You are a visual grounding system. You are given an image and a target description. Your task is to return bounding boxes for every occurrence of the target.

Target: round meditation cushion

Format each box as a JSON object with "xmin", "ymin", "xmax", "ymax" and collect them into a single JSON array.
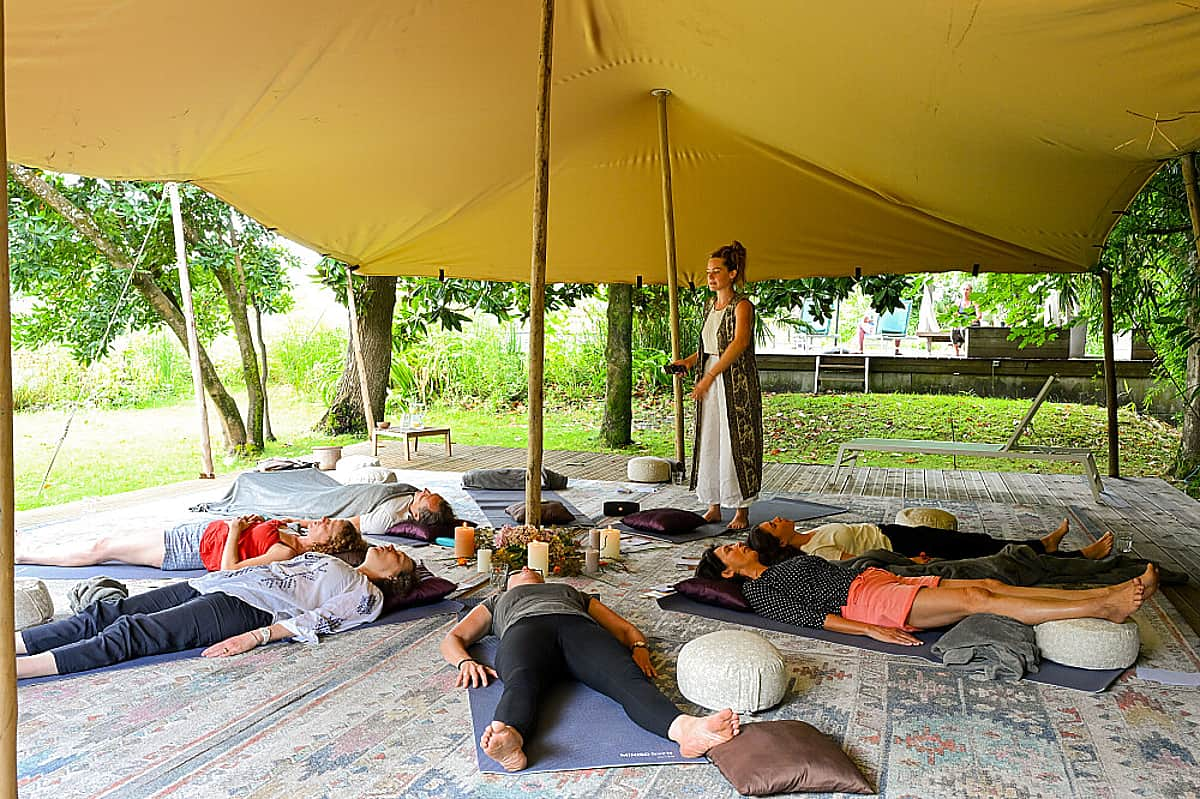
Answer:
[
  {"xmin": 627, "ymin": 456, "xmax": 672, "ymax": 483},
  {"xmin": 1034, "ymin": 618, "xmax": 1141, "ymax": 670},
  {"xmin": 895, "ymin": 507, "xmax": 958, "ymax": 530},
  {"xmin": 676, "ymin": 630, "xmax": 787, "ymax": 713},
  {"xmin": 14, "ymin": 580, "xmax": 53, "ymax": 631}
]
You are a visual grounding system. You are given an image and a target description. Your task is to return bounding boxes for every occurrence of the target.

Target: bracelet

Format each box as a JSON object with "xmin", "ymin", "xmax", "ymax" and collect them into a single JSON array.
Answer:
[
  {"xmin": 257, "ymin": 627, "xmax": 271, "ymax": 646},
  {"xmin": 630, "ymin": 641, "xmax": 648, "ymax": 651},
  {"xmin": 456, "ymin": 658, "xmax": 476, "ymax": 670}
]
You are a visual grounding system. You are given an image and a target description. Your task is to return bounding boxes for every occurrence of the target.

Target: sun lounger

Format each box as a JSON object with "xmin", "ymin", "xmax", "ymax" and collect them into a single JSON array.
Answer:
[{"xmin": 829, "ymin": 375, "xmax": 1104, "ymax": 502}]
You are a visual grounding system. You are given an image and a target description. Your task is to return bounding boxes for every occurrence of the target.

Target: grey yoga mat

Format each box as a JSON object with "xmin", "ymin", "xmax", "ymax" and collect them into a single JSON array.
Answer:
[
  {"xmin": 465, "ymin": 636, "xmax": 703, "ymax": 774},
  {"xmin": 616, "ymin": 496, "xmax": 847, "ymax": 543},
  {"xmin": 464, "ymin": 488, "xmax": 595, "ymax": 528},
  {"xmin": 657, "ymin": 593, "xmax": 1124, "ymax": 693},
  {"xmin": 15, "ymin": 563, "xmax": 208, "ymax": 580}
]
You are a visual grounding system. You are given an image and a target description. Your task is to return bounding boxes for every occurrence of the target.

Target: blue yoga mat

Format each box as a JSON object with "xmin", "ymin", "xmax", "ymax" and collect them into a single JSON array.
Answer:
[
  {"xmin": 657, "ymin": 593, "xmax": 1123, "ymax": 693},
  {"xmin": 14, "ymin": 563, "xmax": 208, "ymax": 580},
  {"xmin": 466, "ymin": 637, "xmax": 703, "ymax": 773},
  {"xmin": 616, "ymin": 496, "xmax": 847, "ymax": 543},
  {"xmin": 19, "ymin": 598, "xmax": 463, "ymax": 685},
  {"xmin": 465, "ymin": 489, "xmax": 595, "ymax": 528}
]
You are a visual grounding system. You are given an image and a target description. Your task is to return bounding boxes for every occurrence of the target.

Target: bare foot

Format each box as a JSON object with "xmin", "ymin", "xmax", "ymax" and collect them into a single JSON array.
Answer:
[
  {"xmin": 1097, "ymin": 572, "xmax": 1151, "ymax": 623},
  {"xmin": 1040, "ymin": 518, "xmax": 1070, "ymax": 553},
  {"xmin": 480, "ymin": 721, "xmax": 527, "ymax": 772},
  {"xmin": 1140, "ymin": 563, "xmax": 1160, "ymax": 601},
  {"xmin": 669, "ymin": 709, "xmax": 740, "ymax": 757},
  {"xmin": 728, "ymin": 511, "xmax": 750, "ymax": 531},
  {"xmin": 702, "ymin": 507, "xmax": 723, "ymax": 524},
  {"xmin": 1079, "ymin": 532, "xmax": 1114, "ymax": 560}
]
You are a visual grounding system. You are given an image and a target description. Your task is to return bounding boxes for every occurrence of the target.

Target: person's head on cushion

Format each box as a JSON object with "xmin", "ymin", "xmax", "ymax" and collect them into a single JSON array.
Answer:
[
  {"xmin": 697, "ymin": 541, "xmax": 767, "ymax": 582},
  {"xmin": 409, "ymin": 488, "xmax": 456, "ymax": 536},
  {"xmin": 506, "ymin": 565, "xmax": 545, "ymax": 591},
  {"xmin": 357, "ymin": 544, "xmax": 419, "ymax": 602},
  {"xmin": 301, "ymin": 517, "xmax": 369, "ymax": 556},
  {"xmin": 745, "ymin": 524, "xmax": 805, "ymax": 566}
]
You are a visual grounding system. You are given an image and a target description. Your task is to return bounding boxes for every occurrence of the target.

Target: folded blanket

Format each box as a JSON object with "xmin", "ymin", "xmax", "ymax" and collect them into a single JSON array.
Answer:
[
  {"xmin": 843, "ymin": 544, "xmax": 1187, "ymax": 586},
  {"xmin": 191, "ymin": 469, "xmax": 418, "ymax": 518},
  {"xmin": 932, "ymin": 614, "xmax": 1039, "ymax": 681},
  {"xmin": 461, "ymin": 467, "xmax": 568, "ymax": 491}
]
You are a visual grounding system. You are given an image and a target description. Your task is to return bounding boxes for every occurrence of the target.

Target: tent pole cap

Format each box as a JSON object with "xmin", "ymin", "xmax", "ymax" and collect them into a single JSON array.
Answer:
[{"xmin": 651, "ymin": 88, "xmax": 672, "ymax": 97}]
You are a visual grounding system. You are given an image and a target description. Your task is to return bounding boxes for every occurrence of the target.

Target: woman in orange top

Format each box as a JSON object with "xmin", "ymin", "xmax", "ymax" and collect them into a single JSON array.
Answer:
[{"xmin": 16, "ymin": 514, "xmax": 365, "ymax": 572}]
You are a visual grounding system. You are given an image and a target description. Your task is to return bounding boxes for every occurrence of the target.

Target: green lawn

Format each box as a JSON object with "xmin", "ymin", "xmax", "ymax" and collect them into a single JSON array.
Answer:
[{"xmin": 13, "ymin": 390, "xmax": 1183, "ymax": 510}]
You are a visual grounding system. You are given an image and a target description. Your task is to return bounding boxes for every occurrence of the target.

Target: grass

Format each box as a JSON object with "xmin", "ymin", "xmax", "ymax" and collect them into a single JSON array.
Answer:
[{"xmin": 14, "ymin": 389, "xmax": 1183, "ymax": 511}]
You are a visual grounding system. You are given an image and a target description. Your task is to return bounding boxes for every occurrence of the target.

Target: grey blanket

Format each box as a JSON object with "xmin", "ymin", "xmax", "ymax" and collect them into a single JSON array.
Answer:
[
  {"xmin": 931, "ymin": 613, "xmax": 1040, "ymax": 681},
  {"xmin": 462, "ymin": 468, "xmax": 569, "ymax": 491},
  {"xmin": 843, "ymin": 544, "xmax": 1187, "ymax": 586},
  {"xmin": 191, "ymin": 470, "xmax": 418, "ymax": 519}
]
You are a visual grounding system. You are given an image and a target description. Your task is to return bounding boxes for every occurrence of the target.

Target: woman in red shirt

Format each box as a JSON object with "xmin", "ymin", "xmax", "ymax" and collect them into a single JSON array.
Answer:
[{"xmin": 16, "ymin": 514, "xmax": 365, "ymax": 572}]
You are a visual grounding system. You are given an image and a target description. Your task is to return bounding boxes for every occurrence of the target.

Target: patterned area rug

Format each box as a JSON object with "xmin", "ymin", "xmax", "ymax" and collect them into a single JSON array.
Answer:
[{"xmin": 17, "ymin": 487, "xmax": 1200, "ymax": 798}]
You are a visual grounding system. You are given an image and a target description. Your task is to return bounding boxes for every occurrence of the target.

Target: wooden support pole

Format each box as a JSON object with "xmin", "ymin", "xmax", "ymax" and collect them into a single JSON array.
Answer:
[
  {"xmin": 653, "ymin": 88, "xmax": 687, "ymax": 471},
  {"xmin": 168, "ymin": 183, "xmax": 215, "ymax": 478},
  {"xmin": 1183, "ymin": 154, "xmax": 1200, "ymax": 265},
  {"xmin": 0, "ymin": 3, "xmax": 18, "ymax": 789},
  {"xmin": 525, "ymin": 0, "xmax": 555, "ymax": 527},
  {"xmin": 343, "ymin": 266, "xmax": 376, "ymax": 450},
  {"xmin": 1101, "ymin": 267, "xmax": 1119, "ymax": 478}
]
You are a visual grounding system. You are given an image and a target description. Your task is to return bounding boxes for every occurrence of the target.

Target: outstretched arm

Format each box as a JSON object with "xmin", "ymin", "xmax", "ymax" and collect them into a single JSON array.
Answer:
[
  {"xmin": 202, "ymin": 622, "xmax": 288, "ymax": 658},
  {"xmin": 822, "ymin": 613, "xmax": 921, "ymax": 646},
  {"xmin": 588, "ymin": 599, "xmax": 657, "ymax": 678},
  {"xmin": 441, "ymin": 605, "xmax": 498, "ymax": 687}
]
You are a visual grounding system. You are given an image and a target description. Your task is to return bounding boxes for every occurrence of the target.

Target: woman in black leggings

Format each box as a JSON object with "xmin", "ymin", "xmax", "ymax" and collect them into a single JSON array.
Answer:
[{"xmin": 441, "ymin": 567, "xmax": 739, "ymax": 772}]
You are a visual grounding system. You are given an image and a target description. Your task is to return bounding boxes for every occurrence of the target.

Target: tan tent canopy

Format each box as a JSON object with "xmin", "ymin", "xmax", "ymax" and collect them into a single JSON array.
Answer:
[{"xmin": 7, "ymin": 0, "xmax": 1200, "ymax": 283}]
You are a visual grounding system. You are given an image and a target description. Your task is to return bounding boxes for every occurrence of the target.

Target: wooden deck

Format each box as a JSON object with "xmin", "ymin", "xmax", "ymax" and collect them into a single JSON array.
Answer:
[{"xmin": 374, "ymin": 442, "xmax": 1200, "ymax": 634}]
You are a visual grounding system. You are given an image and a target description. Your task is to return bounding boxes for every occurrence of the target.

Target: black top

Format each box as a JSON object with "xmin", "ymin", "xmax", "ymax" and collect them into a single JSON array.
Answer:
[{"xmin": 741, "ymin": 553, "xmax": 863, "ymax": 629}]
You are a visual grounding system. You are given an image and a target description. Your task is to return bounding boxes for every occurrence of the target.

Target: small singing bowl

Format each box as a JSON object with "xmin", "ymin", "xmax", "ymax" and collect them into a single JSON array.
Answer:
[{"xmin": 376, "ymin": 421, "xmax": 391, "ymax": 430}]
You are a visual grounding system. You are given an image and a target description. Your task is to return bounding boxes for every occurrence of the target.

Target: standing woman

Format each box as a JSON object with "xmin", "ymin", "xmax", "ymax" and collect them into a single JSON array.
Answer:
[{"xmin": 669, "ymin": 241, "xmax": 763, "ymax": 531}]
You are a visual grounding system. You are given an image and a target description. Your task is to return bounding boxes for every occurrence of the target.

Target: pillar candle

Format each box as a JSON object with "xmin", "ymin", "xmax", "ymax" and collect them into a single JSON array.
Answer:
[
  {"xmin": 476, "ymin": 548, "xmax": 493, "ymax": 573},
  {"xmin": 454, "ymin": 524, "xmax": 475, "ymax": 560},
  {"xmin": 589, "ymin": 528, "xmax": 602, "ymax": 550},
  {"xmin": 601, "ymin": 528, "xmax": 621, "ymax": 558},
  {"xmin": 527, "ymin": 540, "xmax": 550, "ymax": 576},
  {"xmin": 584, "ymin": 548, "xmax": 599, "ymax": 574}
]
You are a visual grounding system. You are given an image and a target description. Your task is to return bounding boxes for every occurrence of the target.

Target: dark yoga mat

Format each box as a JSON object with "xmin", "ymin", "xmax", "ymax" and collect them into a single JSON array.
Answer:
[
  {"xmin": 657, "ymin": 593, "xmax": 1124, "ymax": 694},
  {"xmin": 616, "ymin": 496, "xmax": 847, "ymax": 543},
  {"xmin": 466, "ymin": 637, "xmax": 703, "ymax": 774},
  {"xmin": 15, "ymin": 563, "xmax": 208, "ymax": 580},
  {"xmin": 465, "ymin": 489, "xmax": 595, "ymax": 528},
  {"xmin": 19, "ymin": 599, "xmax": 464, "ymax": 685}
]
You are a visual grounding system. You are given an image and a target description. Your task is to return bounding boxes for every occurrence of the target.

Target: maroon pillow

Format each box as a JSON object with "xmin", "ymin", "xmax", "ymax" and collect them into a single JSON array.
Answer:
[
  {"xmin": 623, "ymin": 508, "xmax": 707, "ymax": 533},
  {"xmin": 383, "ymin": 563, "xmax": 455, "ymax": 614},
  {"xmin": 708, "ymin": 720, "xmax": 872, "ymax": 795},
  {"xmin": 385, "ymin": 519, "xmax": 436, "ymax": 542},
  {"xmin": 674, "ymin": 576, "xmax": 750, "ymax": 611}
]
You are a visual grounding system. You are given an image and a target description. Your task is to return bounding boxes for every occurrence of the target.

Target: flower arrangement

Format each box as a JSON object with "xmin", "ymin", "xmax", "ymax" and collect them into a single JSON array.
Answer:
[{"xmin": 484, "ymin": 524, "xmax": 583, "ymax": 577}]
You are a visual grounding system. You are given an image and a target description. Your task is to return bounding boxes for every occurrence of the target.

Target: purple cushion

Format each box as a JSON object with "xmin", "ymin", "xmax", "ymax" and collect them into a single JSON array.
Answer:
[
  {"xmin": 384, "ymin": 517, "xmax": 472, "ymax": 543},
  {"xmin": 674, "ymin": 576, "xmax": 750, "ymax": 611},
  {"xmin": 383, "ymin": 563, "xmax": 456, "ymax": 614},
  {"xmin": 623, "ymin": 507, "xmax": 707, "ymax": 533}
]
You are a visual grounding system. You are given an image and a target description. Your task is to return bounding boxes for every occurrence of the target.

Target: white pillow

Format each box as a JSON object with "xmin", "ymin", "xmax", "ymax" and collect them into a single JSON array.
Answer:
[
  {"xmin": 336, "ymin": 454, "xmax": 383, "ymax": 471},
  {"xmin": 334, "ymin": 466, "xmax": 397, "ymax": 485}
]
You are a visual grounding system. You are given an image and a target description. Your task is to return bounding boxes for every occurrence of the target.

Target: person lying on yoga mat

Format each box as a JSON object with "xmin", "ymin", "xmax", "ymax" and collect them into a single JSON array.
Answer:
[
  {"xmin": 280, "ymin": 487, "xmax": 455, "ymax": 537},
  {"xmin": 748, "ymin": 517, "xmax": 1113, "ymax": 565},
  {"xmin": 440, "ymin": 566, "xmax": 741, "ymax": 772},
  {"xmin": 15, "ymin": 545, "xmax": 417, "ymax": 679},
  {"xmin": 14, "ymin": 514, "xmax": 366, "ymax": 572},
  {"xmin": 697, "ymin": 542, "xmax": 1157, "ymax": 646}
]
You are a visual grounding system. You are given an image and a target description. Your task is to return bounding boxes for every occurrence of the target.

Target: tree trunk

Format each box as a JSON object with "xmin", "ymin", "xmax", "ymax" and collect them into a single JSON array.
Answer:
[
  {"xmin": 8, "ymin": 165, "xmax": 248, "ymax": 451},
  {"xmin": 317, "ymin": 275, "xmax": 397, "ymax": 434},
  {"xmin": 209, "ymin": 263, "xmax": 264, "ymax": 450},
  {"xmin": 254, "ymin": 303, "xmax": 275, "ymax": 441},
  {"xmin": 1177, "ymin": 154, "xmax": 1200, "ymax": 479},
  {"xmin": 601, "ymin": 283, "xmax": 634, "ymax": 447}
]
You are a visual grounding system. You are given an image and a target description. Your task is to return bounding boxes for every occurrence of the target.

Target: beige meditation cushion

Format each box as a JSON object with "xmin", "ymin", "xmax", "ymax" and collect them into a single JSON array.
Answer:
[
  {"xmin": 895, "ymin": 507, "xmax": 958, "ymax": 530},
  {"xmin": 677, "ymin": 630, "xmax": 787, "ymax": 713},
  {"xmin": 627, "ymin": 456, "xmax": 672, "ymax": 483},
  {"xmin": 14, "ymin": 580, "xmax": 54, "ymax": 631},
  {"xmin": 1035, "ymin": 618, "xmax": 1141, "ymax": 670},
  {"xmin": 333, "ymin": 466, "xmax": 397, "ymax": 485}
]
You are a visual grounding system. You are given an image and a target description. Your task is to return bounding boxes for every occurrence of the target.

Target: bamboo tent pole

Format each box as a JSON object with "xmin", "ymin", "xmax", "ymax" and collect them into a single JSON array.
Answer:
[
  {"xmin": 343, "ymin": 266, "xmax": 377, "ymax": 450},
  {"xmin": 524, "ymin": 0, "xmax": 555, "ymax": 528},
  {"xmin": 1183, "ymin": 154, "xmax": 1200, "ymax": 268},
  {"xmin": 168, "ymin": 183, "xmax": 215, "ymax": 479},
  {"xmin": 653, "ymin": 88, "xmax": 687, "ymax": 471},
  {"xmin": 1100, "ymin": 267, "xmax": 1119, "ymax": 477},
  {"xmin": 0, "ymin": 2, "xmax": 18, "ymax": 789}
]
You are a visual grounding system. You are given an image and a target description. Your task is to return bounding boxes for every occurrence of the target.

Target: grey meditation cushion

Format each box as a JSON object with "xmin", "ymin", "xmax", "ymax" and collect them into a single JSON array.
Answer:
[
  {"xmin": 14, "ymin": 580, "xmax": 54, "ymax": 631},
  {"xmin": 677, "ymin": 630, "xmax": 787, "ymax": 713},
  {"xmin": 1035, "ymin": 618, "xmax": 1141, "ymax": 670},
  {"xmin": 627, "ymin": 456, "xmax": 672, "ymax": 483},
  {"xmin": 895, "ymin": 507, "xmax": 958, "ymax": 530}
]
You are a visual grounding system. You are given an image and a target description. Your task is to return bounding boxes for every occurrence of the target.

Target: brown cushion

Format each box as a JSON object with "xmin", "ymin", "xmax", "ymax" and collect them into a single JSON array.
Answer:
[
  {"xmin": 504, "ymin": 500, "xmax": 575, "ymax": 525},
  {"xmin": 707, "ymin": 720, "xmax": 872, "ymax": 796}
]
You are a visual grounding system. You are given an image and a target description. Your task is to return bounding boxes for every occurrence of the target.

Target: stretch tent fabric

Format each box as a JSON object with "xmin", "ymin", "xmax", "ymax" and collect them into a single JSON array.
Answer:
[{"xmin": 6, "ymin": 0, "xmax": 1200, "ymax": 284}]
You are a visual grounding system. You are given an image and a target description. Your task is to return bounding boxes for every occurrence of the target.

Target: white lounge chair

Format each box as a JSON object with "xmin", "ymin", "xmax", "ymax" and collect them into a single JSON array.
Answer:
[{"xmin": 829, "ymin": 375, "xmax": 1104, "ymax": 501}]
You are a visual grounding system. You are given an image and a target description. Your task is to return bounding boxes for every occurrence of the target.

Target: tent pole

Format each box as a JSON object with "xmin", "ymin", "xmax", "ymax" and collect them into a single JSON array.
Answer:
[
  {"xmin": 343, "ymin": 266, "xmax": 376, "ymax": 449},
  {"xmin": 169, "ymin": 183, "xmax": 215, "ymax": 478},
  {"xmin": 525, "ymin": 0, "xmax": 555, "ymax": 528},
  {"xmin": 1100, "ymin": 267, "xmax": 1119, "ymax": 478},
  {"xmin": 0, "ymin": 1, "xmax": 18, "ymax": 788},
  {"xmin": 653, "ymin": 88, "xmax": 686, "ymax": 471},
  {"xmin": 1183, "ymin": 153, "xmax": 1200, "ymax": 266}
]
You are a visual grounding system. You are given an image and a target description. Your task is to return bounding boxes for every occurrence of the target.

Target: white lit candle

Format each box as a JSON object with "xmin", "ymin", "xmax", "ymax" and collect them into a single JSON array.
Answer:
[
  {"xmin": 601, "ymin": 528, "xmax": 621, "ymax": 558},
  {"xmin": 584, "ymin": 548, "xmax": 600, "ymax": 574},
  {"xmin": 527, "ymin": 540, "xmax": 550, "ymax": 576},
  {"xmin": 454, "ymin": 524, "xmax": 475, "ymax": 560},
  {"xmin": 477, "ymin": 548, "xmax": 493, "ymax": 573}
]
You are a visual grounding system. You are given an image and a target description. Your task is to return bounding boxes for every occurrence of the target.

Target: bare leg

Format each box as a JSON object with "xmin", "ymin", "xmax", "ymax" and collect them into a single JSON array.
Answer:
[
  {"xmin": 668, "ymin": 708, "xmax": 740, "ymax": 757},
  {"xmin": 1040, "ymin": 518, "xmax": 1070, "ymax": 552},
  {"xmin": 16, "ymin": 653, "xmax": 58, "ymax": 680},
  {"xmin": 938, "ymin": 577, "xmax": 1112, "ymax": 601},
  {"xmin": 703, "ymin": 504, "xmax": 722, "ymax": 524},
  {"xmin": 480, "ymin": 721, "xmax": 527, "ymax": 772},
  {"xmin": 14, "ymin": 530, "xmax": 166, "ymax": 568}
]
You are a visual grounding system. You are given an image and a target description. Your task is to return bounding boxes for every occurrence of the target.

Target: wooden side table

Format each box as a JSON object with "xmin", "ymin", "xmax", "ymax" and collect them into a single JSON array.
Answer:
[{"xmin": 373, "ymin": 426, "xmax": 452, "ymax": 460}]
